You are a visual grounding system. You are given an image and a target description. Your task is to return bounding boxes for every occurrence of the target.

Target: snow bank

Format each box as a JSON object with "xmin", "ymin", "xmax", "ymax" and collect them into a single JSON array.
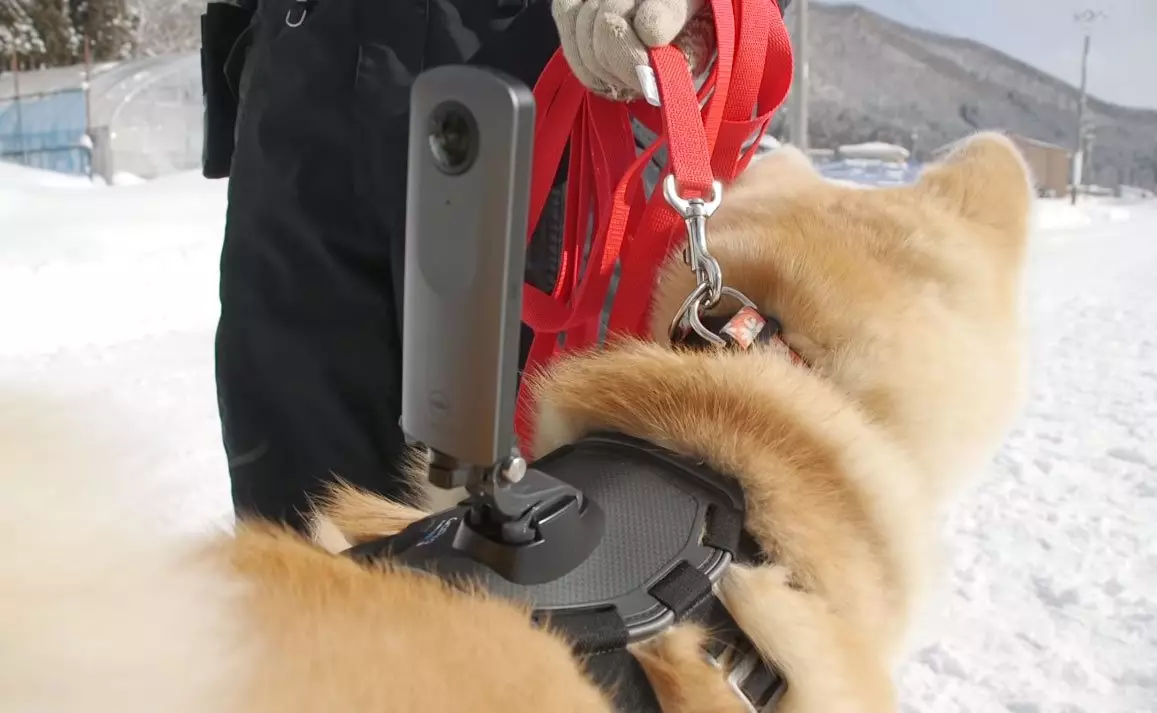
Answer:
[
  {"xmin": 0, "ymin": 161, "xmax": 100, "ymax": 190},
  {"xmin": 0, "ymin": 164, "xmax": 226, "ymax": 358},
  {"xmin": 1034, "ymin": 197, "xmax": 1135, "ymax": 232},
  {"xmin": 837, "ymin": 141, "xmax": 912, "ymax": 163},
  {"xmin": 112, "ymin": 171, "xmax": 148, "ymax": 186}
]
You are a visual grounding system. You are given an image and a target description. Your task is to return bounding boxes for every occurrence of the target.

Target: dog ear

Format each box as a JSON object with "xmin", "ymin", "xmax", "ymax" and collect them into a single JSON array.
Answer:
[
  {"xmin": 915, "ymin": 132, "xmax": 1034, "ymax": 235},
  {"xmin": 730, "ymin": 144, "xmax": 823, "ymax": 197}
]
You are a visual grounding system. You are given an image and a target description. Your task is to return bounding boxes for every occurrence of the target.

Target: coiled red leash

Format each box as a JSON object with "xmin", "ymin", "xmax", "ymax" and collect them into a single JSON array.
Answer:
[{"xmin": 517, "ymin": 0, "xmax": 795, "ymax": 447}]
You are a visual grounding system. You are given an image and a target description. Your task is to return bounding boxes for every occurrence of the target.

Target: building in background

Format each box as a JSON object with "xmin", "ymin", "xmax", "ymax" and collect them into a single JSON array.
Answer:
[
  {"xmin": 933, "ymin": 134, "xmax": 1072, "ymax": 198},
  {"xmin": 1007, "ymin": 134, "xmax": 1072, "ymax": 198}
]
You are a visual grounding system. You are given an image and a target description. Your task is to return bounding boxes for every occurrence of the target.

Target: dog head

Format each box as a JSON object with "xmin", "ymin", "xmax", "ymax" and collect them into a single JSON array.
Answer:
[{"xmin": 650, "ymin": 132, "xmax": 1034, "ymax": 496}]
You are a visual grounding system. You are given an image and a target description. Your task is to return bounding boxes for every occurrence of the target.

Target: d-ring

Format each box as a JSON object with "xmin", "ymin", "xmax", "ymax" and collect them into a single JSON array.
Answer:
[
  {"xmin": 670, "ymin": 283, "xmax": 725, "ymax": 347},
  {"xmin": 286, "ymin": 6, "xmax": 308, "ymax": 27},
  {"xmin": 669, "ymin": 284, "xmax": 762, "ymax": 348}
]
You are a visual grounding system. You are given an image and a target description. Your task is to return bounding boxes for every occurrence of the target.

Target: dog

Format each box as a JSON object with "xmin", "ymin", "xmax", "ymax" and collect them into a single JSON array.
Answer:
[{"xmin": 0, "ymin": 132, "xmax": 1032, "ymax": 713}]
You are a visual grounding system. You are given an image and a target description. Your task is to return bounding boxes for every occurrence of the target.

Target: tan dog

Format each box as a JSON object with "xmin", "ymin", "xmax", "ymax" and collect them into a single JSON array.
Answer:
[{"xmin": 0, "ymin": 132, "xmax": 1031, "ymax": 713}]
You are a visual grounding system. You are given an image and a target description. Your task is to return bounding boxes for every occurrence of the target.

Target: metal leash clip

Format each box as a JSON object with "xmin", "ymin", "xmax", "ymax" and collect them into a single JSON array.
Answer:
[
  {"xmin": 664, "ymin": 174, "xmax": 725, "ymax": 306},
  {"xmin": 664, "ymin": 175, "xmax": 760, "ymax": 347}
]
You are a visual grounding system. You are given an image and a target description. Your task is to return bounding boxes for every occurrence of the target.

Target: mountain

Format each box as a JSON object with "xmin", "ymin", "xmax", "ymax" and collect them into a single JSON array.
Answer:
[{"xmin": 775, "ymin": 3, "xmax": 1157, "ymax": 188}]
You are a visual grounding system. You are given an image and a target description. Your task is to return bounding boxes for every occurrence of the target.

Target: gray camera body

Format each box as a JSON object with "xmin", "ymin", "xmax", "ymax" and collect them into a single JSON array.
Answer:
[{"xmin": 402, "ymin": 66, "xmax": 535, "ymax": 473}]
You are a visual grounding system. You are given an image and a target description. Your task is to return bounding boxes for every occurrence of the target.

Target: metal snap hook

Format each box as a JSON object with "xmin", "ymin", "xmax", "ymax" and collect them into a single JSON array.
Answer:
[
  {"xmin": 663, "ymin": 174, "xmax": 723, "ymax": 217},
  {"xmin": 665, "ymin": 174, "xmax": 726, "ymax": 305}
]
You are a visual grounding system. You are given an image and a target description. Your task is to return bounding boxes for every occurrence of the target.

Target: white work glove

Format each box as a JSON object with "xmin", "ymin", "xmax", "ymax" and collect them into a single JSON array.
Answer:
[{"xmin": 552, "ymin": 0, "xmax": 716, "ymax": 101}]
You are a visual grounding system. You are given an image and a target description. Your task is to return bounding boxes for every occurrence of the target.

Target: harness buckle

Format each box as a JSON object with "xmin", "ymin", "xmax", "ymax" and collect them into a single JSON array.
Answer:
[{"xmin": 707, "ymin": 631, "xmax": 786, "ymax": 713}]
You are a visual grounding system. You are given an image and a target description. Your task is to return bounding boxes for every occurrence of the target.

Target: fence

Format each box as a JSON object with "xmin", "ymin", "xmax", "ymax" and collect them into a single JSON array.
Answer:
[
  {"xmin": 0, "ymin": 88, "xmax": 93, "ymax": 176},
  {"xmin": 98, "ymin": 52, "xmax": 203, "ymax": 178},
  {"xmin": 1, "ymin": 52, "xmax": 203, "ymax": 180}
]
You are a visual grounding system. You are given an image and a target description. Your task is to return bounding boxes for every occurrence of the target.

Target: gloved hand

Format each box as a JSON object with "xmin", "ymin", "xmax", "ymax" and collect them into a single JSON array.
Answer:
[{"xmin": 551, "ymin": 0, "xmax": 715, "ymax": 100}]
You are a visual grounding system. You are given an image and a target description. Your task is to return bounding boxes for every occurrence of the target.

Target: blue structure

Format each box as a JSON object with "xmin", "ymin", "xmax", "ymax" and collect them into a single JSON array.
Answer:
[
  {"xmin": 815, "ymin": 158, "xmax": 924, "ymax": 187},
  {"xmin": 0, "ymin": 88, "xmax": 91, "ymax": 175}
]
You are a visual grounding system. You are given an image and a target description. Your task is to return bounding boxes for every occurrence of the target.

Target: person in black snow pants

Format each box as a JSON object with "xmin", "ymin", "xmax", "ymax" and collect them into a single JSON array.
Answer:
[{"xmin": 200, "ymin": 0, "xmax": 775, "ymax": 532}]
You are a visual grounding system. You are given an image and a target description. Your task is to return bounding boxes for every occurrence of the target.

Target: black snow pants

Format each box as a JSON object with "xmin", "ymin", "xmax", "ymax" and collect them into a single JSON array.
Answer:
[{"xmin": 203, "ymin": 0, "xmax": 566, "ymax": 532}]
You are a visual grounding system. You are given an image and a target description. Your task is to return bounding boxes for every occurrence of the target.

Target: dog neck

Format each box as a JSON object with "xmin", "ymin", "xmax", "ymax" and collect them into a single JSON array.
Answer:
[{"xmin": 532, "ymin": 321, "xmax": 926, "ymax": 655}]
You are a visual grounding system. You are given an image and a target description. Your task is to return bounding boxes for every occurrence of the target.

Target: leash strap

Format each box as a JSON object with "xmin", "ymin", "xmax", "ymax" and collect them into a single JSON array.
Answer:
[{"xmin": 517, "ymin": 0, "xmax": 795, "ymax": 446}]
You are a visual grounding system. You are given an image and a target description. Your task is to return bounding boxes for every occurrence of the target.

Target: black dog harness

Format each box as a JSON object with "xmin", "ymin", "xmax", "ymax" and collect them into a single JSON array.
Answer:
[
  {"xmin": 347, "ymin": 432, "xmax": 786, "ymax": 712},
  {"xmin": 346, "ymin": 306, "xmax": 796, "ymax": 711}
]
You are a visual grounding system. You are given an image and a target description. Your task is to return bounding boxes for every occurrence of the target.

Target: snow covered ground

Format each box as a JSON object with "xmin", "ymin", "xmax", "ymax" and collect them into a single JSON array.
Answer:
[
  {"xmin": 1, "ymin": 162, "xmax": 1154, "ymax": 711},
  {"xmin": 0, "ymin": 162, "xmax": 231, "ymax": 533}
]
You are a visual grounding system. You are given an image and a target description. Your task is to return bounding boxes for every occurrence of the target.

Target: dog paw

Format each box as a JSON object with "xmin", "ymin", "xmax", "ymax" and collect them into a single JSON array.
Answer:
[{"xmin": 551, "ymin": 0, "xmax": 715, "ymax": 100}]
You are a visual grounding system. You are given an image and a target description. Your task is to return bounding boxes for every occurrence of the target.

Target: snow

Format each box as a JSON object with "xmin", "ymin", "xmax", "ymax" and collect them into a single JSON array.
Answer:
[
  {"xmin": 899, "ymin": 196, "xmax": 1157, "ymax": 713},
  {"xmin": 1034, "ymin": 198, "xmax": 1135, "ymax": 232},
  {"xmin": 0, "ymin": 163, "xmax": 230, "ymax": 533},
  {"xmin": 1, "ymin": 162, "xmax": 1155, "ymax": 710},
  {"xmin": 837, "ymin": 141, "xmax": 912, "ymax": 163}
]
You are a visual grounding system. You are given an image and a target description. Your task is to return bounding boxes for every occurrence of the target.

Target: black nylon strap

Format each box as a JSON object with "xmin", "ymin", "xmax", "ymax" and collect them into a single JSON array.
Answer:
[
  {"xmin": 742, "ymin": 655, "xmax": 786, "ymax": 710},
  {"xmin": 584, "ymin": 648, "xmax": 664, "ymax": 713},
  {"xmin": 539, "ymin": 607, "xmax": 662, "ymax": 712},
  {"xmin": 649, "ymin": 562, "xmax": 714, "ymax": 618},
  {"xmin": 703, "ymin": 503, "xmax": 744, "ymax": 555},
  {"xmin": 537, "ymin": 606, "xmax": 628, "ymax": 654},
  {"xmin": 738, "ymin": 530, "xmax": 771, "ymax": 565}
]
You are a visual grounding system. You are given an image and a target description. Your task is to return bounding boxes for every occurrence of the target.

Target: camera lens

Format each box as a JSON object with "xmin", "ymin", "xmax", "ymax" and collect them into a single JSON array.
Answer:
[{"xmin": 428, "ymin": 101, "xmax": 478, "ymax": 175}]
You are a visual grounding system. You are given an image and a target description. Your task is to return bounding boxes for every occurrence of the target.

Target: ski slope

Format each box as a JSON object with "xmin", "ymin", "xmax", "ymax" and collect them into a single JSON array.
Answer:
[{"xmin": 0, "ymin": 161, "xmax": 1154, "ymax": 711}]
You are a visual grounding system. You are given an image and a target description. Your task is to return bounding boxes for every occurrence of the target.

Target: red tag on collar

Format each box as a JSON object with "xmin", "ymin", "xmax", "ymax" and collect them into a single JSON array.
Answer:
[{"xmin": 720, "ymin": 306, "xmax": 767, "ymax": 350}]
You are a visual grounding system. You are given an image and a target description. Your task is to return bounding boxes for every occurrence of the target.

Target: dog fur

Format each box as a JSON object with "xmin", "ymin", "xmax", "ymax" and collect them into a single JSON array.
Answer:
[{"xmin": 0, "ymin": 132, "xmax": 1032, "ymax": 713}]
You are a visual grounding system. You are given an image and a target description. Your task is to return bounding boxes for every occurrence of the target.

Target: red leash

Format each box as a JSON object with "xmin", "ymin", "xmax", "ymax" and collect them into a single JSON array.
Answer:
[{"xmin": 517, "ymin": 0, "xmax": 795, "ymax": 447}]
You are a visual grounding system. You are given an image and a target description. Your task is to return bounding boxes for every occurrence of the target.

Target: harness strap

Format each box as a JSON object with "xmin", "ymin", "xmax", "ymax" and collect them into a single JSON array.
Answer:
[
  {"xmin": 523, "ymin": 431, "xmax": 781, "ymax": 713},
  {"xmin": 516, "ymin": 0, "xmax": 795, "ymax": 448},
  {"xmin": 543, "ymin": 548, "xmax": 784, "ymax": 713}
]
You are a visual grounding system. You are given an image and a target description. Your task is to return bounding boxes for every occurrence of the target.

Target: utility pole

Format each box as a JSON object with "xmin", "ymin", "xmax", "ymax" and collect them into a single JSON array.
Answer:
[
  {"xmin": 83, "ymin": 37, "xmax": 93, "ymax": 134},
  {"xmin": 1084, "ymin": 126, "xmax": 1097, "ymax": 190},
  {"xmin": 1071, "ymin": 9, "xmax": 1106, "ymax": 205},
  {"xmin": 83, "ymin": 37, "xmax": 95, "ymax": 179},
  {"xmin": 10, "ymin": 53, "xmax": 28, "ymax": 164},
  {"xmin": 788, "ymin": 0, "xmax": 810, "ymax": 152}
]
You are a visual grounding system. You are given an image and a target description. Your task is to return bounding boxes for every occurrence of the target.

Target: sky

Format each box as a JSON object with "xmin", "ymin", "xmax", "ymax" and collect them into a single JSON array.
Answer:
[{"xmin": 828, "ymin": 0, "xmax": 1157, "ymax": 109}]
